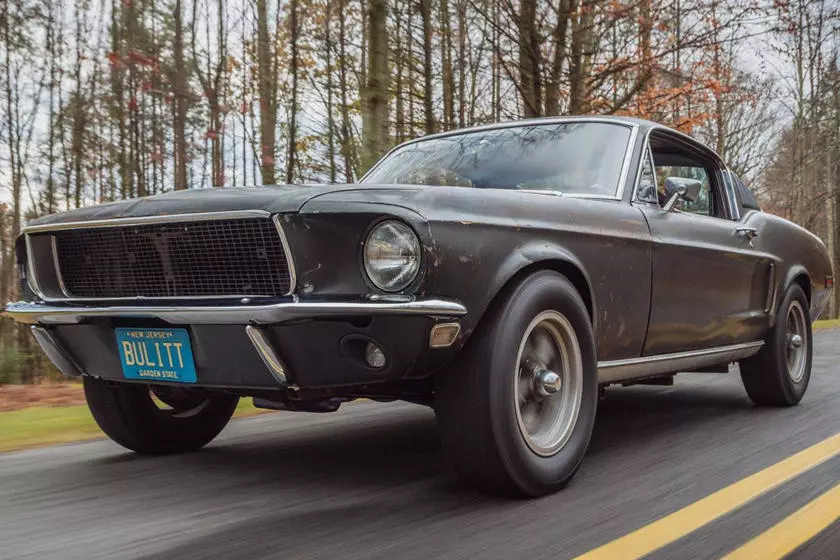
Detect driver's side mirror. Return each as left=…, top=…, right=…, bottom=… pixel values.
left=663, top=177, right=702, bottom=212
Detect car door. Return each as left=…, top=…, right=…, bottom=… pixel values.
left=635, top=135, right=773, bottom=356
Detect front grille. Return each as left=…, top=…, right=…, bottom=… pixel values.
left=51, top=217, right=293, bottom=298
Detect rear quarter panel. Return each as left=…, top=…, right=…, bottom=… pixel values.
left=746, top=210, right=833, bottom=322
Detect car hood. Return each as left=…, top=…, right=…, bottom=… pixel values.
left=26, top=184, right=425, bottom=228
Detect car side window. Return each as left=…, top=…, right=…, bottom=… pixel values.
left=732, top=172, right=761, bottom=211
left=636, top=148, right=659, bottom=204
left=654, top=165, right=713, bottom=216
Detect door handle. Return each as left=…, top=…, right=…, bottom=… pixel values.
left=736, top=226, right=759, bottom=244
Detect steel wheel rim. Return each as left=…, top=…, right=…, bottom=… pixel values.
left=513, top=310, right=583, bottom=457
left=785, top=300, right=807, bottom=383
left=150, top=386, right=210, bottom=419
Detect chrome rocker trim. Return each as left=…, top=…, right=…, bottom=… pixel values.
left=1, top=298, right=468, bottom=326
left=597, top=341, right=765, bottom=384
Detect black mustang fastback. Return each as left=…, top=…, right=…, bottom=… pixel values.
left=3, top=116, right=833, bottom=497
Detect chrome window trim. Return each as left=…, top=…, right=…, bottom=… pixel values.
left=647, top=144, right=659, bottom=200
left=723, top=169, right=742, bottom=221
left=629, top=127, right=654, bottom=204
left=361, top=117, right=640, bottom=201
left=615, top=124, right=640, bottom=201
left=666, top=208, right=736, bottom=224
left=23, top=209, right=296, bottom=301
left=22, top=209, right=272, bottom=234
left=632, top=140, right=659, bottom=205
left=518, top=191, right=626, bottom=201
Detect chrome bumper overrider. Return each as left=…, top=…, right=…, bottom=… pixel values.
left=1, top=298, right=468, bottom=325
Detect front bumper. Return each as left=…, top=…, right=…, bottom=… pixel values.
left=3, top=298, right=467, bottom=390
left=2, top=298, right=467, bottom=325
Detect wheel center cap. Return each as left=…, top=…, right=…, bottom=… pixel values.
left=535, top=369, right=562, bottom=397
left=788, top=333, right=803, bottom=349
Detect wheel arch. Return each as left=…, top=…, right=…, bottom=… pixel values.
left=793, top=272, right=811, bottom=305
left=475, top=244, right=597, bottom=339
left=770, top=265, right=811, bottom=328
left=783, top=265, right=811, bottom=305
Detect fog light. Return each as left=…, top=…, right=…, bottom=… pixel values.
left=365, top=342, right=386, bottom=368
left=429, top=323, right=461, bottom=348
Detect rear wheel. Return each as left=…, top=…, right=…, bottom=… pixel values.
left=435, top=271, right=598, bottom=497
left=83, top=377, right=239, bottom=454
left=740, top=283, right=812, bottom=406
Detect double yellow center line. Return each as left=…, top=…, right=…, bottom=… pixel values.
left=576, top=432, right=840, bottom=559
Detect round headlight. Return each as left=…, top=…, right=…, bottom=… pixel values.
left=363, top=220, right=421, bottom=292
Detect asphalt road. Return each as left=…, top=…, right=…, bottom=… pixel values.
left=2, top=331, right=840, bottom=560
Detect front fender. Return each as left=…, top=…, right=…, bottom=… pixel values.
left=485, top=240, right=597, bottom=332
left=287, top=201, right=432, bottom=297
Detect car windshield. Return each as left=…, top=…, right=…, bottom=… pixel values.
left=362, top=121, right=632, bottom=197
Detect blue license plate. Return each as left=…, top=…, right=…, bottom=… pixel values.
left=115, top=328, right=197, bottom=383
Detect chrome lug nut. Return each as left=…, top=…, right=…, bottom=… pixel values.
left=536, top=370, right=562, bottom=397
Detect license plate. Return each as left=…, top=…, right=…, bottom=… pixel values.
left=115, top=328, right=197, bottom=383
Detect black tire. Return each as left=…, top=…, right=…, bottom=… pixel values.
left=740, top=283, right=812, bottom=406
left=83, top=377, right=239, bottom=454
left=434, top=270, right=598, bottom=497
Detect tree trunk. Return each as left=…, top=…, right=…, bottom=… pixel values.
left=45, top=0, right=59, bottom=211
left=492, top=0, right=500, bottom=120
left=393, top=0, right=406, bottom=143
left=286, top=0, right=300, bottom=184
left=440, top=0, right=455, bottom=129
left=172, top=0, right=188, bottom=190
left=337, top=0, right=354, bottom=181
left=361, top=0, right=389, bottom=171
left=256, top=0, right=277, bottom=184
left=419, top=0, right=435, bottom=134
left=826, top=140, right=836, bottom=318
left=456, top=0, right=466, bottom=127
left=110, top=0, right=131, bottom=199
left=569, top=0, right=593, bottom=114
left=517, top=0, right=541, bottom=117
left=545, top=0, right=572, bottom=115
left=325, top=0, right=337, bottom=182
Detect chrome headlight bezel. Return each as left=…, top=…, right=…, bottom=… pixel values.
left=362, top=220, right=422, bottom=293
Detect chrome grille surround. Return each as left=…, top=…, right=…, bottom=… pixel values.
left=24, top=210, right=296, bottom=301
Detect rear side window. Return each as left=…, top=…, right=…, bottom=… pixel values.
left=732, top=173, right=760, bottom=211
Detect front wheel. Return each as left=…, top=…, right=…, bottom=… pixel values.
left=740, top=283, right=812, bottom=406
left=83, top=377, right=239, bottom=454
left=435, top=271, right=598, bottom=497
